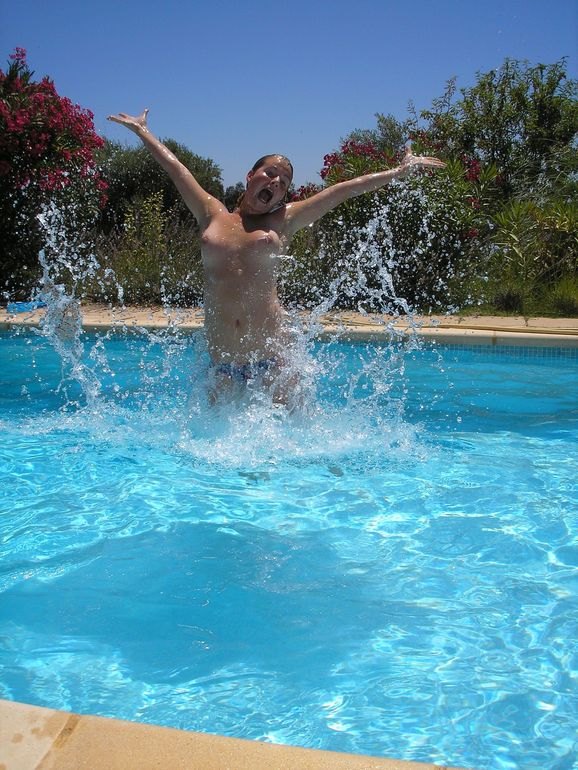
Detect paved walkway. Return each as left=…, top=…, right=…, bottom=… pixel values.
left=2, top=303, right=578, bottom=331
left=2, top=304, right=578, bottom=346
left=1, top=699, right=462, bottom=770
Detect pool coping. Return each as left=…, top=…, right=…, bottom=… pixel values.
left=0, top=699, right=465, bottom=770
left=2, top=304, right=578, bottom=347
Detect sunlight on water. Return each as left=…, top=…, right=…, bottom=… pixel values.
left=1, top=197, right=577, bottom=770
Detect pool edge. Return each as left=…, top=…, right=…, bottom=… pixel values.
left=0, top=699, right=467, bottom=770
left=1, top=306, right=578, bottom=347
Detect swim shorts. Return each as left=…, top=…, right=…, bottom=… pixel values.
left=213, top=358, right=277, bottom=383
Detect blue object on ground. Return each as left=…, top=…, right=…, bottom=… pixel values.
left=6, top=301, right=47, bottom=313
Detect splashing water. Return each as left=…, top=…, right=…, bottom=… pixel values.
left=23, top=189, right=442, bottom=467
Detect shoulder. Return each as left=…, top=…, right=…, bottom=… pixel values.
left=207, top=205, right=237, bottom=226
left=268, top=203, right=294, bottom=234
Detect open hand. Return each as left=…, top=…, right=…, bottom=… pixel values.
left=107, top=108, right=149, bottom=134
left=399, top=146, right=445, bottom=176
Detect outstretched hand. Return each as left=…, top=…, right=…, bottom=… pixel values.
left=399, top=146, right=445, bottom=175
left=107, top=108, right=150, bottom=134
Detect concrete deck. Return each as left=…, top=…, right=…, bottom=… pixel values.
left=0, top=700, right=463, bottom=770
left=2, top=303, right=578, bottom=346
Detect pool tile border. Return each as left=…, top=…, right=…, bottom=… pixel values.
left=317, top=325, right=578, bottom=350
left=426, top=342, right=578, bottom=360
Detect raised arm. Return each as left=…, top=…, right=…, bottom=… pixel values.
left=284, top=148, right=445, bottom=237
left=107, top=109, right=224, bottom=229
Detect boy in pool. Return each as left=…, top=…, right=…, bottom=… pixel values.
left=108, top=109, right=444, bottom=403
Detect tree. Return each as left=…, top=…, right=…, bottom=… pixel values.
left=419, top=59, right=578, bottom=197
left=346, top=113, right=413, bottom=158
left=283, top=59, right=577, bottom=314
left=0, top=48, right=107, bottom=298
left=415, top=59, right=578, bottom=308
left=97, top=138, right=224, bottom=231
left=85, top=138, right=224, bottom=306
left=224, top=181, right=245, bottom=212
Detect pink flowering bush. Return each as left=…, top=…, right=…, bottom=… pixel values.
left=324, top=140, right=397, bottom=182
left=290, top=181, right=323, bottom=202
left=282, top=132, right=493, bottom=312
left=0, top=48, right=107, bottom=298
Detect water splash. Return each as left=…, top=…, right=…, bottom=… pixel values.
left=17, top=186, right=449, bottom=467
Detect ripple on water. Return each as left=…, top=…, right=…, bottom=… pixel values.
left=1, top=329, right=577, bottom=770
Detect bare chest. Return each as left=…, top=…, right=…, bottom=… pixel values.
left=201, top=215, right=283, bottom=279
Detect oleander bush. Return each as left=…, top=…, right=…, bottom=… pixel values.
left=0, top=48, right=106, bottom=298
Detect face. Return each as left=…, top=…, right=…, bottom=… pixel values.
left=243, top=156, right=293, bottom=214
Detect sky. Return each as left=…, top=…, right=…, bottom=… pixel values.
left=2, top=0, right=576, bottom=189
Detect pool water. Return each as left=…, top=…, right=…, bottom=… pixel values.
left=1, top=329, right=577, bottom=770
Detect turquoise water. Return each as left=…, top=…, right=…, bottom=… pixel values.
left=1, top=329, right=577, bottom=770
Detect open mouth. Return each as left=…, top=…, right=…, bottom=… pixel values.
left=258, top=188, right=274, bottom=205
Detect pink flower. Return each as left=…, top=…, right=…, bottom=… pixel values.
left=9, top=47, right=27, bottom=63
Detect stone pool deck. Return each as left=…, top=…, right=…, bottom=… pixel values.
left=2, top=305, right=577, bottom=770
left=2, top=303, right=578, bottom=346
left=0, top=699, right=462, bottom=770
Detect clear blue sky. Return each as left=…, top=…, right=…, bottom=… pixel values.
left=2, top=0, right=576, bottom=188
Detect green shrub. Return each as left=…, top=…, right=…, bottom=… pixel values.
left=547, top=276, right=578, bottom=316
left=82, top=194, right=203, bottom=306
left=492, top=283, right=527, bottom=313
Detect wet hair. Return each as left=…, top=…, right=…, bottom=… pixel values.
left=235, top=154, right=294, bottom=211
left=251, top=154, right=294, bottom=179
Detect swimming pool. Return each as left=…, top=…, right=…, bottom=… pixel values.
left=1, top=328, right=577, bottom=770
